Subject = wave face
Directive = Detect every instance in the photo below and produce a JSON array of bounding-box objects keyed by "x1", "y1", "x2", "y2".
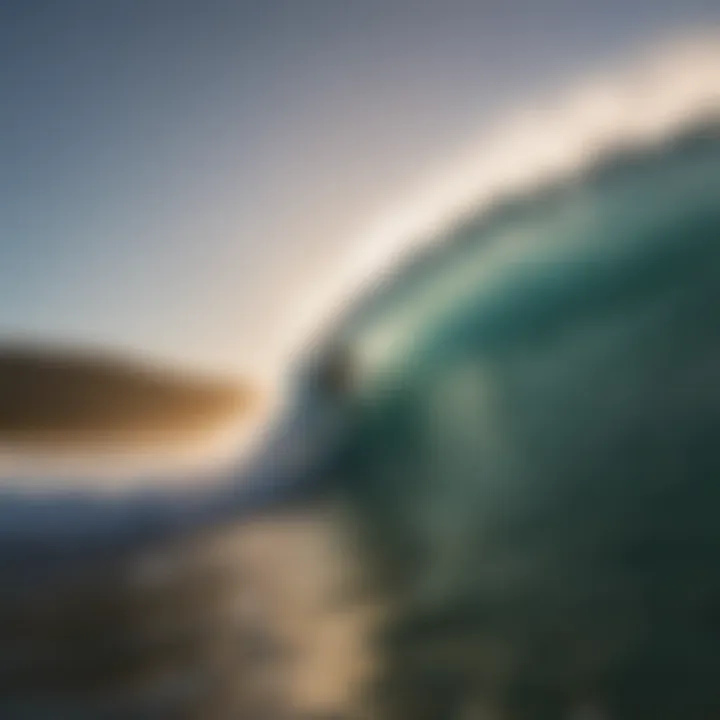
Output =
[
  {"x1": 335, "y1": 117, "x2": 720, "y2": 718},
  {"x1": 302, "y1": 37, "x2": 720, "y2": 720}
]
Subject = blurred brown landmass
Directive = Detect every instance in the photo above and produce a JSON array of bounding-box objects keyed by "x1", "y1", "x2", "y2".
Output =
[{"x1": 0, "y1": 343, "x2": 256, "y2": 450}]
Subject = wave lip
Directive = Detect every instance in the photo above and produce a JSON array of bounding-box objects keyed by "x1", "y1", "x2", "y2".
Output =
[{"x1": 289, "y1": 32, "x2": 720, "y2": 354}]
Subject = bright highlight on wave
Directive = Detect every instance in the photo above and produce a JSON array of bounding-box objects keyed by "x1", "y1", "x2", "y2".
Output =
[{"x1": 286, "y1": 32, "x2": 720, "y2": 361}]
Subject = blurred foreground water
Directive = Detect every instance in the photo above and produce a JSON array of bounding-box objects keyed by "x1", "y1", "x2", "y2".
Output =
[{"x1": 0, "y1": 504, "x2": 377, "y2": 719}]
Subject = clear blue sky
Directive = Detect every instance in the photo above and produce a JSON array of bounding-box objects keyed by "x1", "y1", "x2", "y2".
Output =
[{"x1": 0, "y1": 0, "x2": 716, "y2": 382}]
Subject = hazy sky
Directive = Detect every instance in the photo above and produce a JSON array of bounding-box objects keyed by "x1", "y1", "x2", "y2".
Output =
[{"x1": 1, "y1": 0, "x2": 717, "y2": 383}]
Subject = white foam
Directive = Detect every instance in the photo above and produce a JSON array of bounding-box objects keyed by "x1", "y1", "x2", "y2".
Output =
[{"x1": 285, "y1": 32, "x2": 720, "y2": 360}]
